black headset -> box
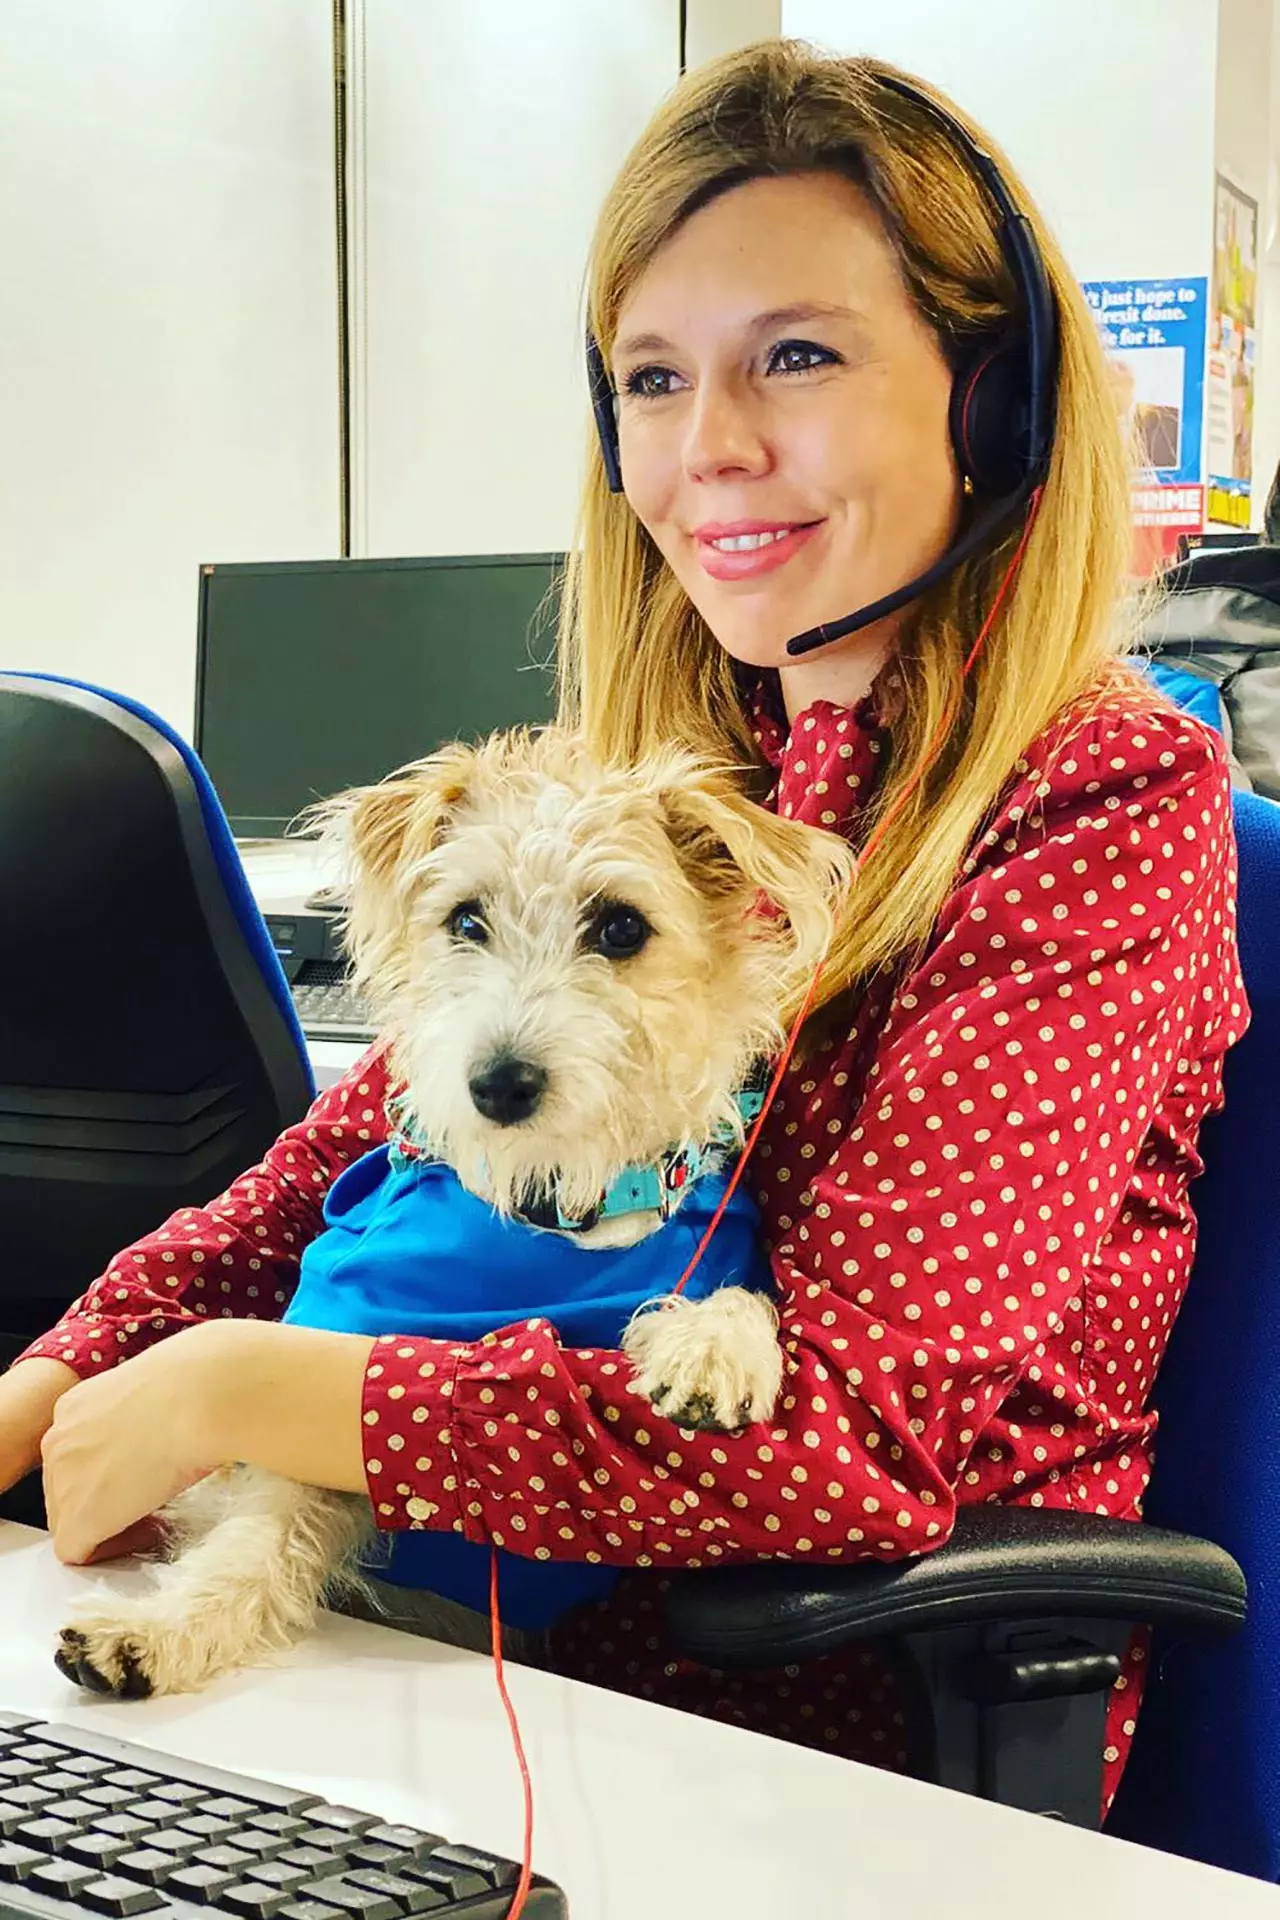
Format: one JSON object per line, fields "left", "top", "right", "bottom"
{"left": 585, "top": 72, "right": 1059, "bottom": 659}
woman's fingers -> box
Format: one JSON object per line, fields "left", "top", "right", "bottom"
{"left": 82, "top": 1517, "right": 166, "bottom": 1564}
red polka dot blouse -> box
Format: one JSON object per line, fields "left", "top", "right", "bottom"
{"left": 23, "top": 671, "right": 1247, "bottom": 1797}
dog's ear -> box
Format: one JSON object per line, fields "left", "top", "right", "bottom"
{"left": 307, "top": 741, "right": 477, "bottom": 889}
{"left": 301, "top": 743, "right": 478, "bottom": 999}
{"left": 350, "top": 746, "right": 475, "bottom": 884}
{"left": 657, "top": 769, "right": 855, "bottom": 977}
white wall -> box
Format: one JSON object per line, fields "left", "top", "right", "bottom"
{"left": 685, "top": 0, "right": 782, "bottom": 69}
{"left": 1216, "top": 0, "right": 1279, "bottom": 518}
{"left": 781, "top": 0, "right": 1219, "bottom": 285}
{"left": 0, "top": 0, "right": 340, "bottom": 731}
{"left": 15, "top": 2, "right": 1268, "bottom": 727}
{"left": 353, "top": 1, "right": 679, "bottom": 560}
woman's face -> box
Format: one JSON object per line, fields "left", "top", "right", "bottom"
{"left": 611, "top": 171, "right": 960, "bottom": 702}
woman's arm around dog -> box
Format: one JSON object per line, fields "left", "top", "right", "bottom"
{"left": 338, "top": 714, "right": 1243, "bottom": 1572}
{"left": 0, "top": 1046, "right": 393, "bottom": 1500}
{"left": 40, "top": 704, "right": 1247, "bottom": 1571}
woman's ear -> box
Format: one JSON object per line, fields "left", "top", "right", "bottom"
{"left": 657, "top": 767, "right": 855, "bottom": 978}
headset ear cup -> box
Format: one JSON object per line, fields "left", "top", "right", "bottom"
{"left": 949, "top": 345, "right": 1034, "bottom": 497}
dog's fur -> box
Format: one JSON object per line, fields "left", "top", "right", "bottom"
{"left": 56, "top": 730, "right": 852, "bottom": 1698}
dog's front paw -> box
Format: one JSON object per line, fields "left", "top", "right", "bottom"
{"left": 55, "top": 1594, "right": 240, "bottom": 1701}
{"left": 623, "top": 1287, "right": 782, "bottom": 1431}
{"left": 55, "top": 1618, "right": 156, "bottom": 1700}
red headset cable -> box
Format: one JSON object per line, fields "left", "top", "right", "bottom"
{"left": 489, "top": 1551, "right": 535, "bottom": 1918}
{"left": 671, "top": 485, "right": 1044, "bottom": 1296}
{"left": 489, "top": 484, "right": 1044, "bottom": 1913}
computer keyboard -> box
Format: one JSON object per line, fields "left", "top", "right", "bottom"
{"left": 288, "top": 963, "right": 378, "bottom": 1045}
{"left": 0, "top": 1715, "right": 564, "bottom": 1919}
{"left": 261, "top": 911, "right": 378, "bottom": 1046}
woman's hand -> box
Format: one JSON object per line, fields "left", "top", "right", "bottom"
{"left": 0, "top": 1358, "right": 81, "bottom": 1497}
{"left": 41, "top": 1328, "right": 229, "bottom": 1566}
{"left": 41, "top": 1319, "right": 374, "bottom": 1566}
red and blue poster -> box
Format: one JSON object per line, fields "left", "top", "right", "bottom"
{"left": 1082, "top": 277, "right": 1208, "bottom": 570}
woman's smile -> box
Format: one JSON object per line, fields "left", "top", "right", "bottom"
{"left": 692, "top": 516, "right": 825, "bottom": 581}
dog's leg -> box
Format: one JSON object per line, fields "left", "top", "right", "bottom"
{"left": 55, "top": 1468, "right": 372, "bottom": 1699}
{"left": 623, "top": 1286, "right": 783, "bottom": 1431}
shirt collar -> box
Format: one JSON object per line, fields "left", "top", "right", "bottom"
{"left": 742, "top": 669, "right": 887, "bottom": 835}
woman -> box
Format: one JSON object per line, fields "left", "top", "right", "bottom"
{"left": 4, "top": 43, "right": 1246, "bottom": 1804}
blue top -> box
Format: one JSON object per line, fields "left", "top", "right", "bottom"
{"left": 284, "top": 1145, "right": 772, "bottom": 1629}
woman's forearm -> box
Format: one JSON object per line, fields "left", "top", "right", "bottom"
{"left": 17, "top": 1047, "right": 393, "bottom": 1384}
{"left": 0, "top": 1357, "right": 82, "bottom": 1492}
{"left": 197, "top": 1320, "right": 374, "bottom": 1494}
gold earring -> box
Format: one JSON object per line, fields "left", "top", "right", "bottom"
{"left": 963, "top": 474, "right": 975, "bottom": 497}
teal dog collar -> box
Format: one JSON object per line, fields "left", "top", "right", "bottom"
{"left": 389, "top": 1077, "right": 769, "bottom": 1235}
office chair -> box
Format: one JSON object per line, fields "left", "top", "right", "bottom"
{"left": 665, "top": 789, "right": 1278, "bottom": 1873}
{"left": 0, "top": 673, "right": 314, "bottom": 1416}
{"left": 1107, "top": 785, "right": 1280, "bottom": 1875}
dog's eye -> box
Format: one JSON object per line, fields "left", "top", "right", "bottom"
{"left": 588, "top": 901, "right": 651, "bottom": 960}
{"left": 447, "top": 901, "right": 489, "bottom": 945}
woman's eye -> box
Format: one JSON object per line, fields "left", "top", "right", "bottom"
{"left": 768, "top": 338, "right": 839, "bottom": 376}
{"left": 622, "top": 364, "right": 682, "bottom": 400}
{"left": 587, "top": 902, "right": 652, "bottom": 961}
{"left": 447, "top": 901, "right": 489, "bottom": 945}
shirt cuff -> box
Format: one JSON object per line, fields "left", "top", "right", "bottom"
{"left": 16, "top": 1316, "right": 118, "bottom": 1376}
{"left": 361, "top": 1331, "right": 472, "bottom": 1534}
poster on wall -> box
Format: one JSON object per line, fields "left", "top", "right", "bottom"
{"left": 1206, "top": 174, "right": 1259, "bottom": 527}
{"left": 1082, "top": 276, "right": 1207, "bottom": 572}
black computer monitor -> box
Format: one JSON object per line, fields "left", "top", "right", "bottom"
{"left": 194, "top": 554, "right": 563, "bottom": 837}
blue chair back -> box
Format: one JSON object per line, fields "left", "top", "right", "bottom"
{"left": 18, "top": 672, "right": 312, "bottom": 1067}
{"left": 0, "top": 672, "right": 314, "bottom": 1358}
{"left": 1110, "top": 788, "right": 1280, "bottom": 1876}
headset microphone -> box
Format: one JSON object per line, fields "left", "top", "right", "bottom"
{"left": 586, "top": 73, "right": 1059, "bottom": 659}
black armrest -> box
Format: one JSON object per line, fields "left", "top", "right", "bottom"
{"left": 664, "top": 1506, "right": 1246, "bottom": 1668}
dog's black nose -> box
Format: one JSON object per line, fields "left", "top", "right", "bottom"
{"left": 468, "top": 1055, "right": 548, "bottom": 1126}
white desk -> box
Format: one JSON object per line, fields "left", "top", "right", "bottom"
{"left": 0, "top": 1525, "right": 1271, "bottom": 1919}
{"left": 239, "top": 841, "right": 367, "bottom": 1091}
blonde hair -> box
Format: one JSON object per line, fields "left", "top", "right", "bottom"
{"left": 557, "top": 40, "right": 1136, "bottom": 1016}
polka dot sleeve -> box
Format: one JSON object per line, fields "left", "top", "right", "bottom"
{"left": 361, "top": 701, "right": 1246, "bottom": 1570}
{"left": 16, "top": 1048, "right": 394, "bottom": 1377}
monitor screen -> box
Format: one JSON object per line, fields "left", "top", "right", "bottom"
{"left": 194, "top": 554, "right": 562, "bottom": 836}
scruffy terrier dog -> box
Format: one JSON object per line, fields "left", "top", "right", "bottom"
{"left": 56, "top": 728, "right": 852, "bottom": 1699}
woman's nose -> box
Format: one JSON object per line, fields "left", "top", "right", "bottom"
{"left": 682, "top": 379, "right": 772, "bottom": 482}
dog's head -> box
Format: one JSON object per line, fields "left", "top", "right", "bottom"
{"left": 316, "top": 729, "right": 853, "bottom": 1218}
